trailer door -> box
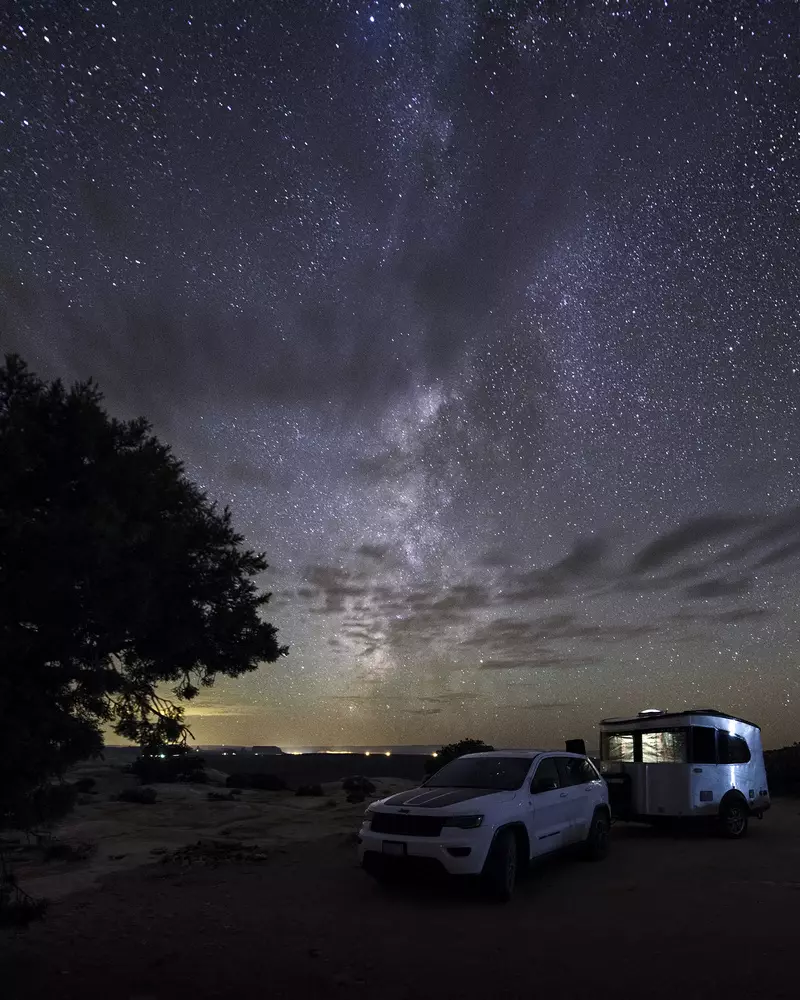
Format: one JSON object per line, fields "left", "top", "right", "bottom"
{"left": 688, "top": 725, "right": 719, "bottom": 814}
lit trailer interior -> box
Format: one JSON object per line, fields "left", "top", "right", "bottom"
{"left": 598, "top": 709, "right": 770, "bottom": 838}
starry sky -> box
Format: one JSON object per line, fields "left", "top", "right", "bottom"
{"left": 2, "top": 1, "right": 798, "bottom": 750}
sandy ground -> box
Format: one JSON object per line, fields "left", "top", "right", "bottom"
{"left": 3, "top": 762, "right": 411, "bottom": 902}
{"left": 3, "top": 768, "right": 799, "bottom": 1000}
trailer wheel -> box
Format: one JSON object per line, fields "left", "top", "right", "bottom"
{"left": 718, "top": 795, "right": 749, "bottom": 839}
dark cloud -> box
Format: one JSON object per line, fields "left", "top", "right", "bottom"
{"left": 668, "top": 607, "right": 771, "bottom": 626}
{"left": 547, "top": 537, "right": 608, "bottom": 578}
{"left": 715, "top": 608, "right": 772, "bottom": 623}
{"left": 504, "top": 538, "right": 608, "bottom": 601}
{"left": 495, "top": 701, "right": 573, "bottom": 710}
{"left": 432, "top": 584, "right": 492, "bottom": 611}
{"left": 302, "top": 565, "right": 369, "bottom": 614}
{"left": 462, "top": 614, "right": 656, "bottom": 654}
{"left": 356, "top": 544, "right": 390, "bottom": 561}
{"left": 479, "top": 655, "right": 598, "bottom": 671}
{"left": 424, "top": 693, "right": 481, "bottom": 704}
{"left": 709, "top": 507, "right": 800, "bottom": 568}
{"left": 684, "top": 577, "right": 752, "bottom": 600}
{"left": 754, "top": 539, "right": 800, "bottom": 568}
{"left": 631, "top": 516, "right": 754, "bottom": 574}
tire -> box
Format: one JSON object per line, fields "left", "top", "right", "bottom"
{"left": 583, "top": 809, "right": 611, "bottom": 861}
{"left": 718, "top": 797, "right": 749, "bottom": 839}
{"left": 481, "top": 828, "right": 518, "bottom": 902}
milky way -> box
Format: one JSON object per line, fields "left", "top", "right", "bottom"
{"left": 2, "top": 1, "right": 798, "bottom": 748}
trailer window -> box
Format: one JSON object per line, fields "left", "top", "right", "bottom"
{"left": 690, "top": 726, "right": 718, "bottom": 764}
{"left": 640, "top": 729, "right": 688, "bottom": 763}
{"left": 719, "top": 732, "right": 751, "bottom": 765}
{"left": 602, "top": 733, "right": 635, "bottom": 762}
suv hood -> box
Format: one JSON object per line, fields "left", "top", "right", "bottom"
{"left": 380, "top": 786, "right": 516, "bottom": 809}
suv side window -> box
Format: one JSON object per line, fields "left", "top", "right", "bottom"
{"left": 531, "top": 757, "right": 561, "bottom": 794}
{"left": 575, "top": 758, "right": 599, "bottom": 784}
{"left": 558, "top": 756, "right": 598, "bottom": 787}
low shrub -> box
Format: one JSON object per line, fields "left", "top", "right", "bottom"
{"left": 72, "top": 777, "right": 96, "bottom": 794}
{"left": 295, "top": 784, "right": 324, "bottom": 797}
{"left": 42, "top": 840, "right": 95, "bottom": 862}
{"left": 342, "top": 776, "right": 375, "bottom": 795}
{"left": 2, "top": 782, "right": 78, "bottom": 831}
{"left": 185, "top": 769, "right": 209, "bottom": 784}
{"left": 425, "top": 739, "right": 494, "bottom": 775}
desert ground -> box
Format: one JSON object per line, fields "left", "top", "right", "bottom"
{"left": 3, "top": 761, "right": 799, "bottom": 999}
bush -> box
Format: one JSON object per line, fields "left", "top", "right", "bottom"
{"left": 72, "top": 778, "right": 96, "bottom": 794}
{"left": 341, "top": 776, "right": 375, "bottom": 795}
{"left": 295, "top": 784, "right": 324, "bottom": 797}
{"left": 2, "top": 782, "right": 77, "bottom": 831}
{"left": 42, "top": 840, "right": 95, "bottom": 862}
{"left": 425, "top": 739, "right": 495, "bottom": 775}
{"left": 117, "top": 787, "right": 157, "bottom": 804}
{"left": 0, "top": 862, "right": 48, "bottom": 928}
{"left": 764, "top": 744, "right": 800, "bottom": 795}
{"left": 225, "top": 773, "right": 286, "bottom": 791}
{"left": 207, "top": 791, "right": 238, "bottom": 802}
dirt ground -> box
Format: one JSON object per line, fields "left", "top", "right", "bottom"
{"left": 3, "top": 792, "right": 799, "bottom": 1000}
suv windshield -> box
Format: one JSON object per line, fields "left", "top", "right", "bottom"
{"left": 425, "top": 756, "right": 532, "bottom": 790}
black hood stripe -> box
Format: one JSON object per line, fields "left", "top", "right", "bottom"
{"left": 382, "top": 787, "right": 500, "bottom": 808}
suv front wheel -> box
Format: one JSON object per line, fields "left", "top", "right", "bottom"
{"left": 582, "top": 809, "right": 610, "bottom": 861}
{"left": 481, "top": 828, "right": 518, "bottom": 902}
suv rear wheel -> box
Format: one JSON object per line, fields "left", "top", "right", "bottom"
{"left": 582, "top": 809, "right": 610, "bottom": 860}
{"left": 481, "top": 828, "right": 517, "bottom": 902}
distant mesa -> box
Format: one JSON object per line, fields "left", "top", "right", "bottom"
{"left": 251, "top": 746, "right": 284, "bottom": 755}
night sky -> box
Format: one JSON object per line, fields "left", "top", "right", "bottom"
{"left": 3, "top": 1, "right": 798, "bottom": 749}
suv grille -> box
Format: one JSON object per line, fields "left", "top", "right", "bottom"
{"left": 370, "top": 811, "right": 444, "bottom": 837}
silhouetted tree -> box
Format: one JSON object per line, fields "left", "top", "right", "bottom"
{"left": 426, "top": 738, "right": 495, "bottom": 775}
{"left": 0, "top": 354, "right": 287, "bottom": 833}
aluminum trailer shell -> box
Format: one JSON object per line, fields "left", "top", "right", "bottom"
{"left": 598, "top": 709, "right": 770, "bottom": 821}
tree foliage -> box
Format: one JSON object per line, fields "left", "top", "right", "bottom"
{"left": 426, "top": 738, "right": 495, "bottom": 775}
{"left": 0, "top": 354, "right": 287, "bottom": 829}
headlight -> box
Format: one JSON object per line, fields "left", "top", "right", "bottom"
{"left": 443, "top": 814, "right": 483, "bottom": 829}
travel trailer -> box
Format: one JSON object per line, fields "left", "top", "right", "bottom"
{"left": 598, "top": 709, "right": 769, "bottom": 838}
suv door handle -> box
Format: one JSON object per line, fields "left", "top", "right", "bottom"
{"left": 559, "top": 792, "right": 568, "bottom": 798}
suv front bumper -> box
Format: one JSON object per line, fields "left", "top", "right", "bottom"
{"left": 358, "top": 823, "right": 494, "bottom": 876}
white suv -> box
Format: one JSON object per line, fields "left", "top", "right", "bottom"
{"left": 359, "top": 750, "right": 610, "bottom": 900}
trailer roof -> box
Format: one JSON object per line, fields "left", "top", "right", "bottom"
{"left": 599, "top": 708, "right": 761, "bottom": 729}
